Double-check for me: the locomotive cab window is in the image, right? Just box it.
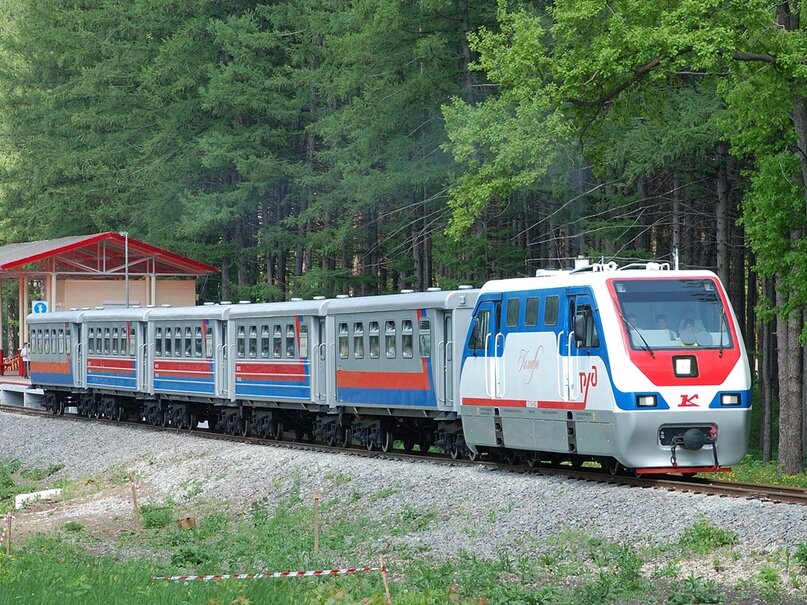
[469,310,490,350]
[544,296,559,326]
[574,305,600,349]
[506,298,520,328]
[525,297,539,327]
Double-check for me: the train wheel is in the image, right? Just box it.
[366,438,375,452]
[467,449,478,462]
[115,405,124,422]
[240,420,249,438]
[380,430,393,453]
[273,421,284,441]
[160,411,168,428]
[340,427,352,448]
[403,438,415,453]
[526,453,538,468]
[189,413,197,432]
[418,438,431,454]
[326,431,336,447]
[57,399,65,416]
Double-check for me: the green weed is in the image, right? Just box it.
[677,518,738,555]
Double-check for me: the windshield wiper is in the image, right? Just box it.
[620,313,655,358]
[718,307,728,358]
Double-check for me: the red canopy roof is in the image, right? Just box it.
[0,232,217,276]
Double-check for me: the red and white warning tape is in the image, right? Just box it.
[157,566,384,582]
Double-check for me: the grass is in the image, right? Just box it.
[1,469,806,604]
[703,454,807,488]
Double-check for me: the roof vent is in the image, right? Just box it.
[220,300,232,305]
[290,297,303,302]
[313,296,326,300]
[458,284,474,290]
[146,304,155,308]
[81,307,91,310]
[203,302,215,306]
[70,307,79,311]
[161,304,172,308]
[336,294,350,299]
[574,256,590,270]
[400,289,415,294]
[426,287,441,292]
[238,300,251,304]
[95,306,104,310]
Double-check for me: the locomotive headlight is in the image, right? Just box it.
[720,393,741,406]
[673,355,698,378]
[636,395,657,408]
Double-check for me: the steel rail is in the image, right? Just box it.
[3,404,806,506]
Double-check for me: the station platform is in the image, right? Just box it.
[0,375,45,409]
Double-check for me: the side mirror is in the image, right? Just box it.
[574,313,587,339]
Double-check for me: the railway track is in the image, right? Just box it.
[4,403,806,506]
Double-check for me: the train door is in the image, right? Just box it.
[441,314,453,408]
[315,318,327,403]
[136,322,149,392]
[71,322,85,388]
[470,297,503,398]
[558,290,599,404]
[216,321,229,398]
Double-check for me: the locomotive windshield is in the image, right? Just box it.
[613,278,734,350]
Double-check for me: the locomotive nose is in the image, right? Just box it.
[682,428,706,451]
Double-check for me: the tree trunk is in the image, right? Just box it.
[777,271,804,473]
[715,143,729,283]
[761,275,774,462]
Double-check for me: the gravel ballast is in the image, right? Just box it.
[1,409,806,564]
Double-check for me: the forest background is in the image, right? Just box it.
[0,0,804,471]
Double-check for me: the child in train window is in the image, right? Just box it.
[418,319,431,357]
[274,325,283,358]
[369,322,380,359]
[385,321,396,358]
[402,320,413,358]
[286,325,296,358]
[261,325,270,358]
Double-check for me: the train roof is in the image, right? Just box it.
[479,263,720,295]
[224,298,332,319]
[325,288,479,314]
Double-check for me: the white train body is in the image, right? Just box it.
[459,262,751,472]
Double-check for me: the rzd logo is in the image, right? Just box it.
[678,394,699,407]
[578,366,597,402]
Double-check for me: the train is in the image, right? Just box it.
[26,259,752,474]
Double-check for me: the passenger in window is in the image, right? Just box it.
[655,314,677,339]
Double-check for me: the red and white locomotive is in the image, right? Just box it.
[27,260,750,473]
